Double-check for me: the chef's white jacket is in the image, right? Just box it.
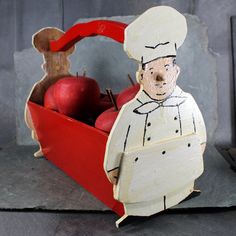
[104,85,206,173]
[104,85,206,216]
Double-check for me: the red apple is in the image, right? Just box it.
[100,93,118,102]
[116,83,140,108]
[44,84,58,111]
[95,92,119,115]
[53,76,100,118]
[95,107,119,133]
[96,99,113,115]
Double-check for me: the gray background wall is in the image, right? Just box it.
[1,0,236,147]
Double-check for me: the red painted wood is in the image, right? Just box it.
[28,19,127,216]
[50,20,127,52]
[28,101,124,216]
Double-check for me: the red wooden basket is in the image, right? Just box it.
[27,20,128,216]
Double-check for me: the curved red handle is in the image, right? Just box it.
[50,20,128,52]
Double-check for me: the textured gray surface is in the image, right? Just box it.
[0,145,106,211]
[195,0,236,145]
[15,0,62,51]
[15,14,217,146]
[0,209,236,236]
[0,144,235,211]
[1,0,236,147]
[232,16,236,127]
[1,2,236,234]
[62,0,236,146]
[63,0,195,30]
[14,48,43,145]
[0,1,16,147]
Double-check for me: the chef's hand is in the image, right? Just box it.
[107,168,119,185]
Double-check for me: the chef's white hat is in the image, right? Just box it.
[124,6,187,64]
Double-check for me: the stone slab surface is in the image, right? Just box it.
[14,14,217,145]
[0,145,106,211]
[195,0,236,145]
[0,144,235,211]
[2,0,235,149]
[0,209,235,236]
[0,1,16,147]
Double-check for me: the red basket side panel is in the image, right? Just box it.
[27,101,124,216]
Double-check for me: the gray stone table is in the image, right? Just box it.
[0,144,235,211]
[0,209,235,236]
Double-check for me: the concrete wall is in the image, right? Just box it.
[1,0,236,147]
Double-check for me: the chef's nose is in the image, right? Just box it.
[155,74,164,82]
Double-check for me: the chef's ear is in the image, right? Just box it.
[172,57,180,77]
[175,65,180,79]
[136,64,144,84]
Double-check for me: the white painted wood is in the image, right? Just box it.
[104,85,206,218]
[124,6,187,64]
[115,134,203,203]
[121,181,194,217]
[104,86,206,174]
[105,8,206,221]
[25,27,75,157]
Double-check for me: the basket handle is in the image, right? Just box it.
[50,20,127,52]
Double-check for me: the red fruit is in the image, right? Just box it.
[96,99,113,115]
[100,93,118,102]
[95,107,119,133]
[117,83,140,108]
[54,76,100,117]
[44,84,58,111]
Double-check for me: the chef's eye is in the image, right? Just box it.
[164,64,169,71]
[149,67,154,74]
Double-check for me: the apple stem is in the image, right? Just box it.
[83,69,86,77]
[128,74,135,86]
[106,88,118,111]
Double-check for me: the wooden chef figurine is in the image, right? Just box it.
[104,6,207,226]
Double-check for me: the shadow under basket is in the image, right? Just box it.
[27,101,124,216]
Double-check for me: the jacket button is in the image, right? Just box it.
[162,151,166,155]
[147,122,151,127]
[175,130,179,133]
[174,116,178,120]
[188,143,191,147]
[147,137,151,141]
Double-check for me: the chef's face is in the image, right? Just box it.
[139,57,180,100]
